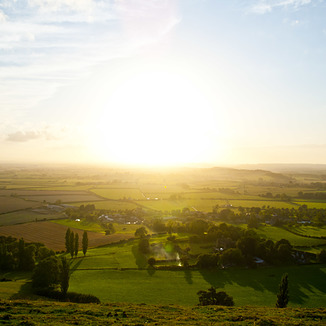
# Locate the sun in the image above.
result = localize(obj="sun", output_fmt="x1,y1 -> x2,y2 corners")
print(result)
87,66 -> 219,167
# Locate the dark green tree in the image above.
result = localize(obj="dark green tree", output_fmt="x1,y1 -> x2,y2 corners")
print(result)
82,230 -> 88,256
32,256 -> 61,289
65,228 -> 71,253
197,287 -> 234,306
60,257 -> 70,297
147,257 -> 156,267
317,249 -> 326,263
138,238 -> 150,254
69,232 -> 75,258
276,273 -> 289,308
135,226 -> 148,238
74,233 -> 79,257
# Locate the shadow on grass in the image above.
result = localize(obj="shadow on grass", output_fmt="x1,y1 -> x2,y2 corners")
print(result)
184,269 -> 193,284
10,281 -> 40,300
198,264 -> 326,305
69,257 -> 83,274
147,268 -> 156,276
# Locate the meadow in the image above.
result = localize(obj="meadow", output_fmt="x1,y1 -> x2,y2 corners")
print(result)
67,264 -> 326,307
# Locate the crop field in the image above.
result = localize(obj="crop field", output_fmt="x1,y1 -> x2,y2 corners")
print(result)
0,209 -> 65,226
68,264 -> 326,307
0,221 -> 133,251
256,225 -> 326,247
77,200 -> 140,211
0,197 -> 39,214
90,188 -> 145,200
21,194 -> 103,203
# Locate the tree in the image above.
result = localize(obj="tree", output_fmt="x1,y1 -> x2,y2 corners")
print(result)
138,238 -> 150,254
65,228 -> 71,253
82,230 -> 88,256
135,226 -> 148,238
60,257 -> 70,297
196,254 -> 218,269
276,273 -> 289,308
317,249 -> 326,263
69,232 -> 75,258
197,287 -> 234,306
32,256 -> 61,289
147,257 -> 156,267
74,233 -> 79,257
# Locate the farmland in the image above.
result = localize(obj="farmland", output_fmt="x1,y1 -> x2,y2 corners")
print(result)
1,163 -> 326,312
0,221 -> 133,251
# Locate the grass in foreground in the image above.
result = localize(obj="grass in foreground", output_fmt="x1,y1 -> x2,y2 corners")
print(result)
0,300 -> 325,325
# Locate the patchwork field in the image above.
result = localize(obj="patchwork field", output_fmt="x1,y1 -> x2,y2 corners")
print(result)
0,221 -> 133,251
0,197 -> 39,214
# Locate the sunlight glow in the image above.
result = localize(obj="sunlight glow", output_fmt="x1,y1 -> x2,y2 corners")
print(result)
88,68 -> 219,166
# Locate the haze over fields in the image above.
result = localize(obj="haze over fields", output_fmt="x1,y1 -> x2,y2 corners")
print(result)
2,0 -> 326,167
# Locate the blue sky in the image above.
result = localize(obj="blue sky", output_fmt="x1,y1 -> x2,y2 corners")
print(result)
1,0 -> 326,166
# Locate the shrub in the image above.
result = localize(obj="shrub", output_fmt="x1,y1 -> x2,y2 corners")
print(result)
34,288 -> 100,303
197,286 -> 234,306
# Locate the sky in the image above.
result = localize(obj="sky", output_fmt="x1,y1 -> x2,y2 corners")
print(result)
1,0 -> 326,167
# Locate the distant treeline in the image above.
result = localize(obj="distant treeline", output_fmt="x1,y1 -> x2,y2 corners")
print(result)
298,191 -> 326,200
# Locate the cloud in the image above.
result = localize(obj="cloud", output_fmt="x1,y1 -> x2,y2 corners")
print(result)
0,0 -> 180,114
251,0 -> 313,14
6,131 -> 42,142
5,128 -> 62,142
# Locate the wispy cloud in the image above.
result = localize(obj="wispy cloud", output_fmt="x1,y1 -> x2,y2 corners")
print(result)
7,130 -> 45,142
0,0 -> 180,118
251,0 -> 314,14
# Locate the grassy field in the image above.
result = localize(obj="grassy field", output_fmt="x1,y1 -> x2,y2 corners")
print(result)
74,200 -> 140,211
68,264 -> 326,307
255,225 -> 326,247
0,300 -> 325,325
90,188 -> 145,200
287,225 -> 326,238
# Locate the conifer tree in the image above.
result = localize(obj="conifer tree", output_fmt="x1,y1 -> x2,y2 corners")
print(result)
65,228 -> 71,253
82,230 -> 88,256
69,232 -> 75,258
74,233 -> 79,257
276,273 -> 289,308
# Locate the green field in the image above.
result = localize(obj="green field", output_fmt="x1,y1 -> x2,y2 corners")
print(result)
71,200 -> 140,211
68,264 -> 326,307
256,225 -> 326,247
51,219 -> 106,233
288,225 -> 326,238
90,188 -> 145,200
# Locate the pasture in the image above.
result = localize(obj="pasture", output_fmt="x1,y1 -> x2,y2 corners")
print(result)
255,225 -> 326,247
90,188 -> 145,200
68,264 -> 326,307
76,200 -> 140,211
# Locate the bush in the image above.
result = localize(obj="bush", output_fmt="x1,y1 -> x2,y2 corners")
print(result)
197,287 -> 234,306
34,288 -> 100,303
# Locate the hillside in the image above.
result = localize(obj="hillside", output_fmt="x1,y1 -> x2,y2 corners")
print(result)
0,299 -> 325,325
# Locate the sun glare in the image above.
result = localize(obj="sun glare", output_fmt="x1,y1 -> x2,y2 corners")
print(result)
88,68 -> 219,166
